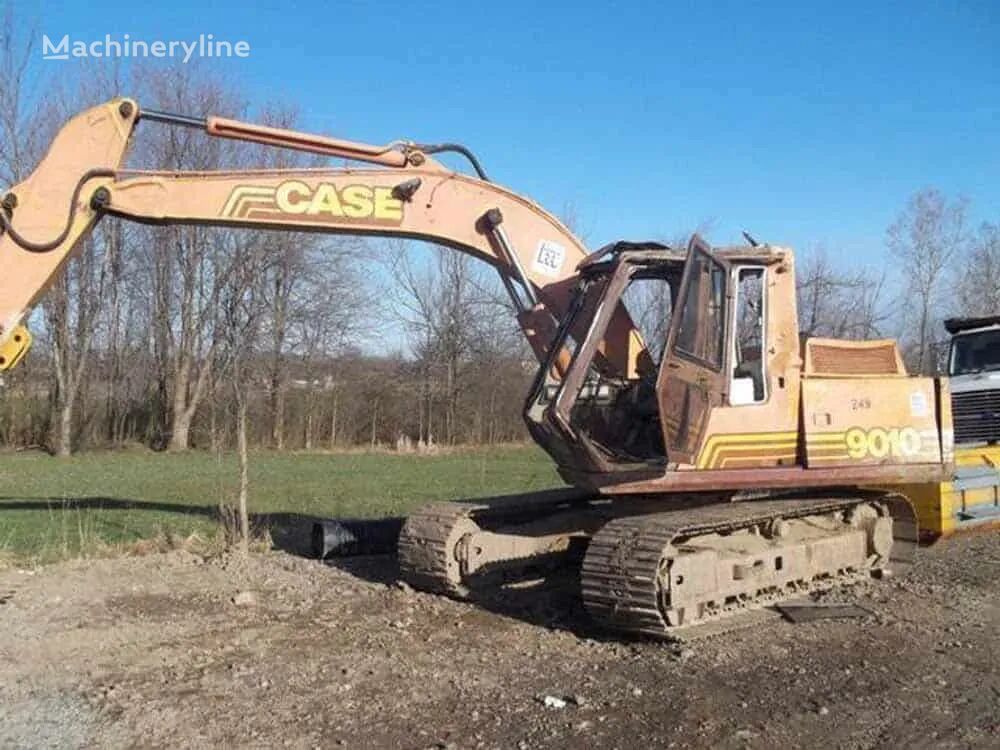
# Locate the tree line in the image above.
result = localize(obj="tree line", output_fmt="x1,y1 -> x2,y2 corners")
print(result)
1,10 -> 997,457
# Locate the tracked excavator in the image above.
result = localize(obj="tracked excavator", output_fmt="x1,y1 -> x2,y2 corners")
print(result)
1,98 -> 952,638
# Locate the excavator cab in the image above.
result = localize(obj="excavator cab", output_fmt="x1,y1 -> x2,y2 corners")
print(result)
526,236 -> 776,481
526,237 -> 696,471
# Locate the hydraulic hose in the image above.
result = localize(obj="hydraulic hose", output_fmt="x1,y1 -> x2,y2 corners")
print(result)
0,169 -> 116,253
417,143 -> 490,181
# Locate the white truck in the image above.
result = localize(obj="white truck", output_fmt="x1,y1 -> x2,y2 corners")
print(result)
945,316 -> 1000,446
915,316 -> 1000,535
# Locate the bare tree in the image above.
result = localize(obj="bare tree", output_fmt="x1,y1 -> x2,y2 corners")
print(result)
796,249 -> 889,340
391,244 -> 492,444
887,189 -> 968,373
129,66 -> 251,450
217,234 -> 269,551
43,227 -> 116,455
954,222 -> 1000,316
265,234 -> 298,450
0,7 -> 53,185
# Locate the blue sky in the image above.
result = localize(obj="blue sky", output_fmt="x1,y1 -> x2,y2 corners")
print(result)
15,0 -> 1000,262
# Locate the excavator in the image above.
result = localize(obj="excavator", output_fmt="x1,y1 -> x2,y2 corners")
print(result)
0,98 -> 953,638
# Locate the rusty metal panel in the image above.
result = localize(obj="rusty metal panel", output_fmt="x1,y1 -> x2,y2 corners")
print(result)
657,236 -> 731,465
804,338 -> 907,377
576,461 -> 946,495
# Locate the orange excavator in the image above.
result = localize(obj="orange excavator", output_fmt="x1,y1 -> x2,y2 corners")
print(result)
0,98 -> 952,637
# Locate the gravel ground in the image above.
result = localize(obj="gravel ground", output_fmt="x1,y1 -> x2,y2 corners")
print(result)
0,532 -> 997,749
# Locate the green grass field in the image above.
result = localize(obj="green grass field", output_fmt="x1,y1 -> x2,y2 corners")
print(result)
0,445 -> 563,562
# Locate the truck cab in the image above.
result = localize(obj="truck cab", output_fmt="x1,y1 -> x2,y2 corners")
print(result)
905,316 -> 1000,538
945,316 -> 1000,446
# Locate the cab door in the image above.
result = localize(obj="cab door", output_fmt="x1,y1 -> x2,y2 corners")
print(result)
656,236 -> 731,465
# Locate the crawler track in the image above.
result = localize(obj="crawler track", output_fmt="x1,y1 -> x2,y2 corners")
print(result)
581,492 -> 917,639
397,489 -> 595,596
397,501 -> 489,596
398,490 -> 917,640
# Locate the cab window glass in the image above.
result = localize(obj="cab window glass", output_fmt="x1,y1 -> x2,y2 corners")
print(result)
675,253 -> 726,369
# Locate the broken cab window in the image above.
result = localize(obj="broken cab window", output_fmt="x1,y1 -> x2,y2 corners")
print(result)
675,253 -> 726,370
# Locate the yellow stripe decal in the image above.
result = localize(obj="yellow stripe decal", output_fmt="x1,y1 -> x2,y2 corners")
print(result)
696,431 -> 798,469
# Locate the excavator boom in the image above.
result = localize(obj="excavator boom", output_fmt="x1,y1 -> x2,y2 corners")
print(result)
0,97 -> 643,373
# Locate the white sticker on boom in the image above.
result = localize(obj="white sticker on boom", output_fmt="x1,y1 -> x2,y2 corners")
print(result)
910,390 -> 928,418
532,240 -> 566,279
